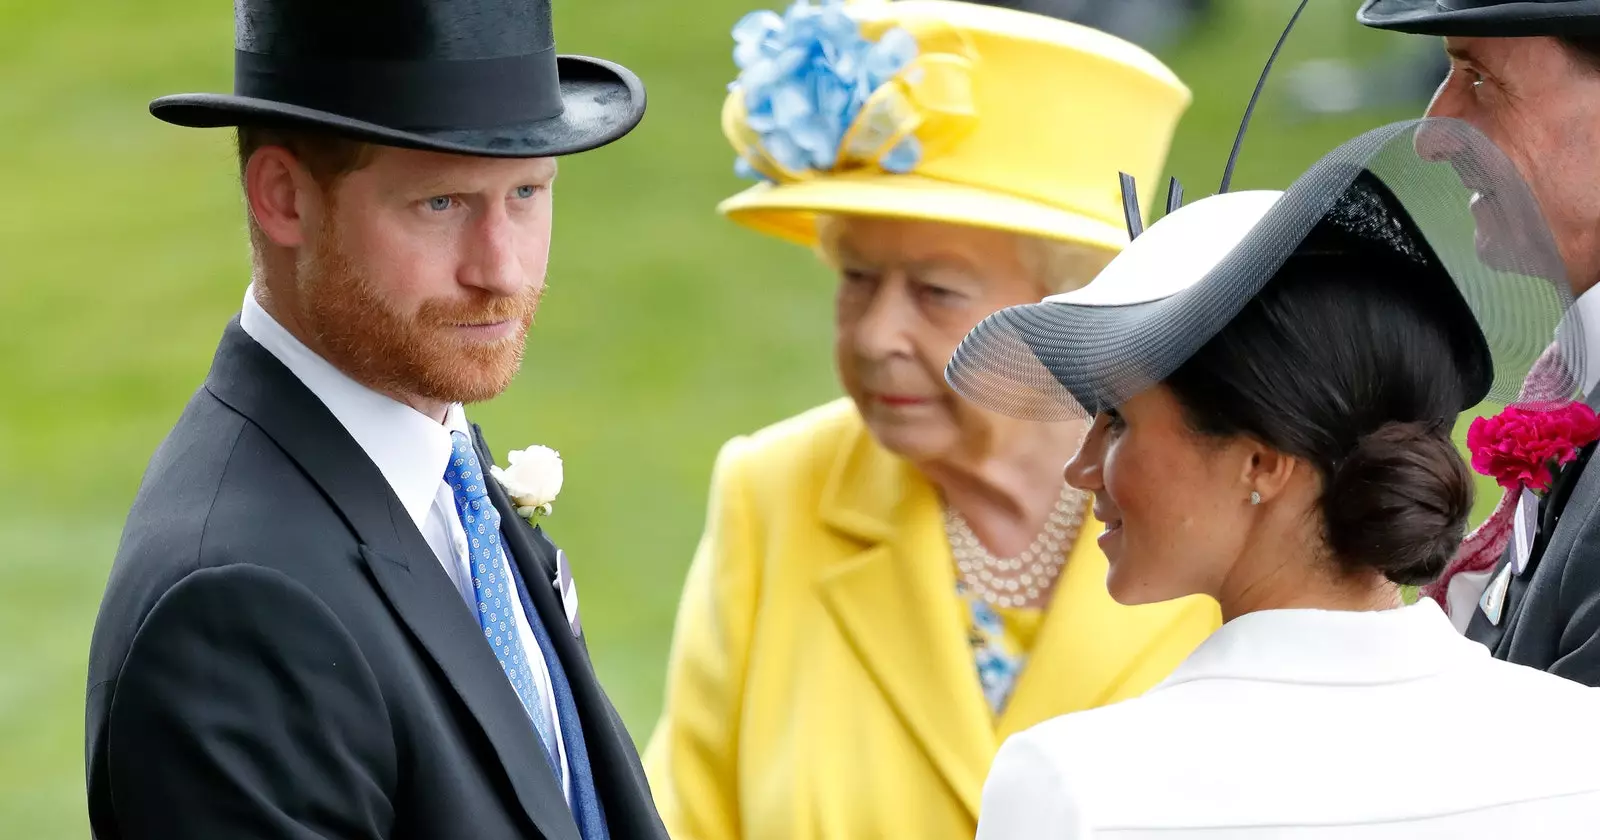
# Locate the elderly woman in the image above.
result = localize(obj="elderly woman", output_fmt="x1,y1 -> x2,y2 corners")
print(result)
964,119 -> 1600,837
642,2 -> 1220,838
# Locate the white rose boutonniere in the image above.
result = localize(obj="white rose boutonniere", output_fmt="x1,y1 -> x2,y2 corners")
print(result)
490,445 -> 564,525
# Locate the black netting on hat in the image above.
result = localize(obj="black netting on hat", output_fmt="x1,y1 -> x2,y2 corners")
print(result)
945,118 -> 1588,421
1304,175 -> 1430,267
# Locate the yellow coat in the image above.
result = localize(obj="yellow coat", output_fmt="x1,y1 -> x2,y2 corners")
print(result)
643,399 -> 1221,840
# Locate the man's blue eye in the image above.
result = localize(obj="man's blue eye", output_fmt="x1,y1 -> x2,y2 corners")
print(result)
514,185 -> 537,199
427,196 -> 453,212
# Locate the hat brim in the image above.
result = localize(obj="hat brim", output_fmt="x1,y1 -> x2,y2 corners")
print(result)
945,191 -> 1293,422
943,120 -> 1570,423
717,172 -> 1130,254
148,55 -> 645,158
1357,0 -> 1600,36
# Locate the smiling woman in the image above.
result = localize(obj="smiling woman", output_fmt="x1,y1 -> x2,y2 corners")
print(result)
639,2 -> 1222,839
1070,254 -> 1476,615
958,117 -> 1600,839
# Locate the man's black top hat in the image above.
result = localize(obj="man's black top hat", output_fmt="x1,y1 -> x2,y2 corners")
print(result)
151,0 -> 646,158
1358,0 -> 1600,37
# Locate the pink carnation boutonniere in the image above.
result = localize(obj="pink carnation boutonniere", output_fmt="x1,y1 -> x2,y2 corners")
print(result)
1467,403 -> 1600,494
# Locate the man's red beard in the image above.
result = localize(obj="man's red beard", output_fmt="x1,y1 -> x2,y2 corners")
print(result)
295,218 -> 543,407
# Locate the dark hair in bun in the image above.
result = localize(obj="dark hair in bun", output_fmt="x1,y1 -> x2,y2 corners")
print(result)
1164,252 -> 1474,585
1323,422 -> 1473,585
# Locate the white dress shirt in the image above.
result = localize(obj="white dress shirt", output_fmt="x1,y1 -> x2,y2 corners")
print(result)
1445,284 -> 1600,633
976,599 -> 1600,838
239,287 -> 570,802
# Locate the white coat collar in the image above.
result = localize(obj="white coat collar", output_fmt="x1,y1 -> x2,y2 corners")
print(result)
1156,598 -> 1484,689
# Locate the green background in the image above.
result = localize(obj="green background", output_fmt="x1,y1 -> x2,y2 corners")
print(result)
0,1 -> 1470,835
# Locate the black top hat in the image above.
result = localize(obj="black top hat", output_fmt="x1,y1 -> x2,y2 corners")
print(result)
151,0 -> 646,158
1358,0 -> 1600,37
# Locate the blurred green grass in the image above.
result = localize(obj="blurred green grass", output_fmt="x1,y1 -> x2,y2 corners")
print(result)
0,0 -> 1478,835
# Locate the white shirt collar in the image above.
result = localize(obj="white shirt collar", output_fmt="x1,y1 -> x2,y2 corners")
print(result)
1155,598 -> 1484,689
239,285 -> 469,531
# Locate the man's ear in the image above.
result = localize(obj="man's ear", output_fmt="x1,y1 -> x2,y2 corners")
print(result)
244,146 -> 319,248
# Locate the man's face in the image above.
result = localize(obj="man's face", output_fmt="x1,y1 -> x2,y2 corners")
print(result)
1425,36 -> 1600,295
290,146 -> 556,408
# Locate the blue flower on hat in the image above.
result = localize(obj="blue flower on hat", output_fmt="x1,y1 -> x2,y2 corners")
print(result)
730,0 -> 920,181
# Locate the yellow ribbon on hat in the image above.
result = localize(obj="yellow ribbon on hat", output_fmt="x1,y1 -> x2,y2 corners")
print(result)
723,96 -> 802,184
723,21 -> 980,184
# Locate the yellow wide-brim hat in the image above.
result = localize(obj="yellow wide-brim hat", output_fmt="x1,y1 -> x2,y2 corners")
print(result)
718,0 -> 1192,253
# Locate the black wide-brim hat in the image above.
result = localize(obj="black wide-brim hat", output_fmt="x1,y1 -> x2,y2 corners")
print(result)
945,118 -> 1589,423
151,0 -> 646,158
1358,0 -> 1600,36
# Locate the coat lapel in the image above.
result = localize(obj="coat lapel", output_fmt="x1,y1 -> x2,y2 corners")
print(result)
1535,441 -> 1596,556
812,414 -> 1217,818
360,546 -> 580,840
474,426 -> 668,840
813,422 -> 994,820
203,320 -> 578,840
1474,440 -> 1600,651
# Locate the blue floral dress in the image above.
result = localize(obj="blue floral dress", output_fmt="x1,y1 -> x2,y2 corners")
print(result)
956,580 -> 1044,716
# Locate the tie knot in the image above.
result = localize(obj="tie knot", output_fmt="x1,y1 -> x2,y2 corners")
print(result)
447,431 -> 492,504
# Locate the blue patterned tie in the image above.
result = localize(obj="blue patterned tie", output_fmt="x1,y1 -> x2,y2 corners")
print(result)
445,431 -> 563,779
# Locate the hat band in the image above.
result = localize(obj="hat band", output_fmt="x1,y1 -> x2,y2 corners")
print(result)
234,47 -> 566,130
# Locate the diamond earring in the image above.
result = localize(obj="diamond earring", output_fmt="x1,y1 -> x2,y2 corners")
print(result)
1249,491 -> 1262,506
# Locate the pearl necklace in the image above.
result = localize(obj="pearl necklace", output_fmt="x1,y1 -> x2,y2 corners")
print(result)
944,484 -> 1088,609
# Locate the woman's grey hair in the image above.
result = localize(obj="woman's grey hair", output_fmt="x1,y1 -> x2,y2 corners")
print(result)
812,213 -> 1114,296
